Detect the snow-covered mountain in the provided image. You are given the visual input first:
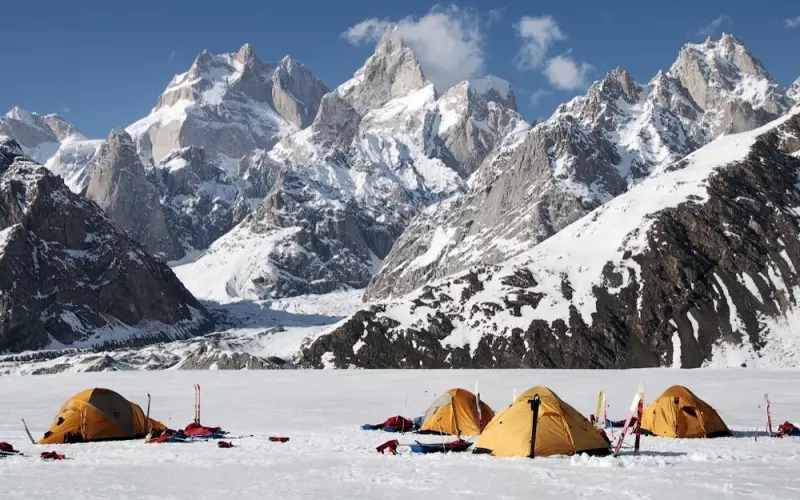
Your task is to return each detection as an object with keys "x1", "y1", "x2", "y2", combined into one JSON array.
[
  {"x1": 175, "y1": 30, "x2": 528, "y2": 301},
  {"x1": 365, "y1": 34, "x2": 798, "y2": 301},
  {"x1": 126, "y1": 44, "x2": 329, "y2": 172},
  {"x1": 0, "y1": 137, "x2": 211, "y2": 353},
  {"x1": 303, "y1": 108, "x2": 800, "y2": 369},
  {"x1": 0, "y1": 107, "x2": 84, "y2": 164}
]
